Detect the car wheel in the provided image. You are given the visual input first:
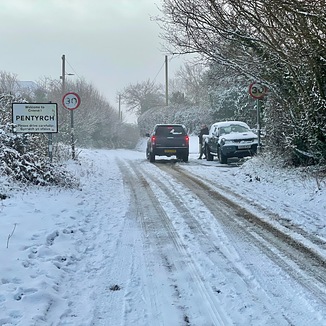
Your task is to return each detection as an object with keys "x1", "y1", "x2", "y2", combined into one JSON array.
[
  {"x1": 218, "y1": 147, "x2": 227, "y2": 164},
  {"x1": 206, "y1": 146, "x2": 213, "y2": 161},
  {"x1": 149, "y1": 152, "x2": 155, "y2": 163},
  {"x1": 183, "y1": 154, "x2": 188, "y2": 162}
]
